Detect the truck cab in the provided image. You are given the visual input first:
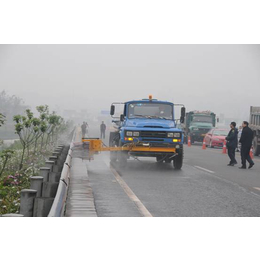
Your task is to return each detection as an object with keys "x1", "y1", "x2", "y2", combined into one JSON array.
[
  {"x1": 109, "y1": 96, "x2": 185, "y2": 169},
  {"x1": 185, "y1": 111, "x2": 216, "y2": 143}
]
